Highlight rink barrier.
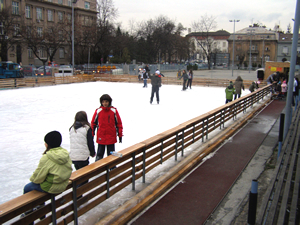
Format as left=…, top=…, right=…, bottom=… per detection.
left=0, top=85, right=271, bottom=225
left=0, top=74, right=266, bottom=89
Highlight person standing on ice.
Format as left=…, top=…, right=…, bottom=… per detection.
left=186, top=69, right=193, bottom=89
left=149, top=70, right=162, bottom=104
left=23, top=131, right=72, bottom=194
left=142, top=69, right=148, bottom=88
left=225, top=81, right=236, bottom=103
left=69, top=111, right=95, bottom=171
left=233, top=76, right=244, bottom=99
left=179, top=69, right=188, bottom=91
left=91, top=94, right=123, bottom=161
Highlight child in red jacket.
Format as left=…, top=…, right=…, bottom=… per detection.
left=91, top=94, right=123, bottom=161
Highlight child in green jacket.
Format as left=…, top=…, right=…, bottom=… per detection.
left=225, top=81, right=236, bottom=104
left=23, top=131, right=72, bottom=194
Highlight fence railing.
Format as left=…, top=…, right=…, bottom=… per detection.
left=0, top=74, right=265, bottom=90
left=0, top=84, right=271, bottom=225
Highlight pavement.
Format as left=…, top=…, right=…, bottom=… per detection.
left=128, top=97, right=286, bottom=225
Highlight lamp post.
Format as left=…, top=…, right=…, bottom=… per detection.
left=247, top=28, right=255, bottom=73
left=72, top=0, right=77, bottom=74
left=229, top=19, right=240, bottom=77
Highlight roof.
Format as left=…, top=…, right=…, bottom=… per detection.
left=186, top=30, right=230, bottom=37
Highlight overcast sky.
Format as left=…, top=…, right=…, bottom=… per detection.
left=113, top=0, right=297, bottom=35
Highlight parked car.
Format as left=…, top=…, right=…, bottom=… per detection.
left=22, top=65, right=37, bottom=76
left=36, top=66, right=52, bottom=76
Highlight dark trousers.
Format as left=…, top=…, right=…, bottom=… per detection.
left=96, top=144, right=115, bottom=161
left=150, top=85, right=160, bottom=103
left=72, top=159, right=89, bottom=187
left=234, top=94, right=241, bottom=100
left=187, top=79, right=192, bottom=88
left=182, top=79, right=187, bottom=90
left=225, top=99, right=232, bottom=104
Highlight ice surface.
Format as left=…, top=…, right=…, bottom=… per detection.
left=0, top=81, right=249, bottom=205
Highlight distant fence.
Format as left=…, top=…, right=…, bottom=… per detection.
left=0, top=74, right=265, bottom=90
left=0, top=84, right=271, bottom=225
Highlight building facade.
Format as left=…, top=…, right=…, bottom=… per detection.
left=1, top=0, right=97, bottom=66
left=186, top=30, right=230, bottom=62
left=277, top=33, right=300, bottom=63
left=228, top=26, right=277, bottom=68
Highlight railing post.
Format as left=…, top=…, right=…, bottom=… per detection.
left=181, top=130, right=185, bottom=156
left=175, top=133, right=178, bottom=161
left=106, top=166, right=110, bottom=198
left=160, top=140, right=164, bottom=164
left=51, top=194, right=57, bottom=225
left=278, top=113, right=285, bottom=159
left=192, top=124, right=195, bottom=143
left=72, top=181, right=79, bottom=225
left=248, top=179, right=258, bottom=225
left=132, top=152, right=136, bottom=190
left=202, top=120, right=205, bottom=142
left=142, top=148, right=146, bottom=183
left=206, top=119, right=209, bottom=140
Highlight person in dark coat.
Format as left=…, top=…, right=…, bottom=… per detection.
left=149, top=70, right=162, bottom=104
left=186, top=70, right=193, bottom=89
left=179, top=70, right=188, bottom=91
left=233, top=76, right=244, bottom=99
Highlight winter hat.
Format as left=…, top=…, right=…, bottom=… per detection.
left=44, top=131, right=62, bottom=148
left=155, top=70, right=160, bottom=74
left=100, top=94, right=112, bottom=106
left=283, top=80, right=286, bottom=83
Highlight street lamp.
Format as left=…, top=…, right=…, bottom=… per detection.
left=260, top=36, right=268, bottom=68
left=229, top=19, right=240, bottom=77
left=72, top=0, right=77, bottom=74
left=247, top=28, right=255, bottom=73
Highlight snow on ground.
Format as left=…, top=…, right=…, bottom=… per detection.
left=0, top=81, right=250, bottom=205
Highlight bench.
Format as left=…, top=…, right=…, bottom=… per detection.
left=256, top=107, right=300, bottom=224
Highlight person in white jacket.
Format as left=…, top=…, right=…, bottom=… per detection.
left=69, top=111, right=95, bottom=171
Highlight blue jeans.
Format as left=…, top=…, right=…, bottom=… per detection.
left=24, top=182, right=45, bottom=194
left=143, top=79, right=147, bottom=87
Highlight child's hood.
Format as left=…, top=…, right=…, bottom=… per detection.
left=46, top=147, right=70, bottom=165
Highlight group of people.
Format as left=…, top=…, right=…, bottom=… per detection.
left=178, top=69, right=193, bottom=90
left=225, top=76, right=246, bottom=104
left=23, top=94, right=123, bottom=206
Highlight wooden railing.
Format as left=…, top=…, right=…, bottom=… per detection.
left=0, top=74, right=266, bottom=89
left=0, top=84, right=271, bottom=225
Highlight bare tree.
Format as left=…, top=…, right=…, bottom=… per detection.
left=0, top=6, right=20, bottom=61
left=191, top=14, right=217, bottom=69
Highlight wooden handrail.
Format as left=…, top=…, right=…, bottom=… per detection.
left=0, top=84, right=272, bottom=225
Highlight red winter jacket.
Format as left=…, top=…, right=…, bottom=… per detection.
left=91, top=106, right=123, bottom=145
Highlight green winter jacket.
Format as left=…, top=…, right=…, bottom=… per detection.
left=225, top=84, right=236, bottom=100
left=30, top=147, right=72, bottom=194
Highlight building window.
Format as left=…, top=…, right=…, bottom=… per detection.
left=58, top=11, right=63, bottom=22
left=36, top=7, right=42, bottom=20
left=59, top=48, right=64, bottom=58
left=48, top=10, right=54, bottom=22
left=253, top=56, right=257, bottom=62
left=37, top=27, right=43, bottom=37
left=68, top=0, right=72, bottom=6
left=0, top=22, right=3, bottom=35
left=265, top=55, right=270, bottom=61
left=48, top=0, right=53, bottom=2
left=0, top=0, right=3, bottom=11
left=282, top=46, right=289, bottom=54
left=58, top=30, right=63, bottom=40
left=26, top=26, right=31, bottom=38
left=12, top=1, right=19, bottom=15
left=14, top=24, right=20, bottom=36
left=58, top=0, right=63, bottom=4
left=28, top=48, right=33, bottom=58
left=222, top=42, right=226, bottom=48
left=297, top=47, right=300, bottom=53
left=84, top=1, right=90, bottom=9
left=67, top=14, right=71, bottom=22
left=38, top=47, right=44, bottom=58
left=25, top=5, right=31, bottom=18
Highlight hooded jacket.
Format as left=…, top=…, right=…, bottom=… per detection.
left=69, top=122, right=95, bottom=161
left=30, top=147, right=72, bottom=194
left=91, top=106, right=123, bottom=145
left=149, top=73, right=162, bottom=87
left=233, top=76, right=244, bottom=95
left=225, top=83, right=236, bottom=100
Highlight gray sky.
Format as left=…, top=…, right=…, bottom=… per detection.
left=113, top=0, right=297, bottom=34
